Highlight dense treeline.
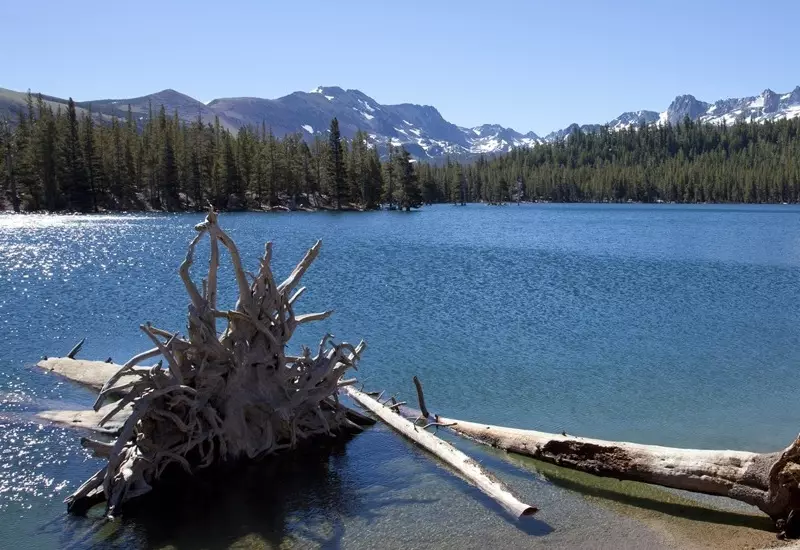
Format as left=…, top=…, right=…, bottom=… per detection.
left=0, top=93, right=422, bottom=212
left=424, top=116, right=800, bottom=204
left=3, top=92, right=799, bottom=212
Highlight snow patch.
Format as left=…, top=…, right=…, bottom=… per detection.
left=409, top=127, right=421, bottom=136
left=749, top=96, right=765, bottom=109
left=359, top=99, right=376, bottom=112
left=302, top=124, right=313, bottom=134
left=783, top=105, right=800, bottom=119
left=394, top=127, right=408, bottom=135
left=472, top=138, right=502, bottom=153
left=403, top=120, right=412, bottom=125
left=360, top=110, right=374, bottom=121
left=658, top=111, right=669, bottom=125
left=310, top=87, right=323, bottom=94
left=324, top=95, right=334, bottom=101
left=472, top=128, right=481, bottom=135
left=781, top=93, right=791, bottom=100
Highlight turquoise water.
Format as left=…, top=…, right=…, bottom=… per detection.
left=1, top=204, right=799, bottom=549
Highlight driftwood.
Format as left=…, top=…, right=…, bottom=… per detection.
left=67, top=338, right=85, bottom=359
left=344, top=386, right=536, bottom=519
left=437, top=417, right=800, bottom=538
left=60, top=209, right=366, bottom=518
left=38, top=402, right=131, bottom=433
left=38, top=357, right=140, bottom=394
left=36, top=359, right=377, bottom=435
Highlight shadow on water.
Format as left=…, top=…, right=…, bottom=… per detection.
left=50, top=436, right=441, bottom=550
left=444, top=475, right=554, bottom=536
left=504, top=452, right=775, bottom=533
left=385, top=426, right=554, bottom=537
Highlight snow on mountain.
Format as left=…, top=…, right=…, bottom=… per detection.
left=6, top=83, right=799, bottom=162
left=607, top=110, right=660, bottom=130
left=696, top=87, right=800, bottom=125
left=544, top=86, right=800, bottom=143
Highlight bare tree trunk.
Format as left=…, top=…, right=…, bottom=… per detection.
left=344, top=387, right=536, bottom=519
left=438, top=417, right=800, bottom=538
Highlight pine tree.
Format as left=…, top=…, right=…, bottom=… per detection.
left=365, top=144, right=383, bottom=209
left=124, top=106, right=138, bottom=203
left=383, top=141, right=395, bottom=209
left=311, top=135, right=326, bottom=207
left=394, top=147, right=422, bottom=211
left=451, top=164, right=466, bottom=205
left=16, top=106, right=40, bottom=210
left=81, top=109, right=102, bottom=212
left=265, top=126, right=278, bottom=206
left=35, top=95, right=60, bottom=210
left=59, top=98, right=89, bottom=210
left=326, top=118, right=346, bottom=209
left=1, top=117, right=19, bottom=212
left=162, top=128, right=180, bottom=210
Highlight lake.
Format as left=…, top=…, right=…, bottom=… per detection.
left=1, top=203, right=799, bottom=549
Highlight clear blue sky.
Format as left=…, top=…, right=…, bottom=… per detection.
left=2, top=0, right=799, bottom=135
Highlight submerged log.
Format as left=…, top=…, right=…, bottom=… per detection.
left=344, top=386, right=536, bottom=519
left=57, top=209, right=365, bottom=518
left=38, top=402, right=131, bottom=434
left=437, top=417, right=800, bottom=538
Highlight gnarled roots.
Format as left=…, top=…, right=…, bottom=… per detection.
left=67, top=210, right=365, bottom=518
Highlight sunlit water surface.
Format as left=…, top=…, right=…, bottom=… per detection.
left=1, top=204, right=799, bottom=549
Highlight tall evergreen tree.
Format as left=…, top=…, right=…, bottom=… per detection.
left=383, top=141, right=395, bottom=209
left=1, top=117, right=20, bottom=212
left=326, top=118, right=346, bottom=209
left=394, top=147, right=422, bottom=211
left=451, top=164, right=466, bottom=205
left=59, top=98, right=89, bottom=210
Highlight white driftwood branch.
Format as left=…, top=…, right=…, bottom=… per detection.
left=344, top=386, right=536, bottom=519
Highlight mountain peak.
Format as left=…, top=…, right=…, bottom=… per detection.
left=666, top=94, right=710, bottom=125
left=12, top=82, right=798, bottom=163
left=310, top=86, right=345, bottom=97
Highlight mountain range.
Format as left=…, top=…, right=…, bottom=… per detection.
left=2, top=84, right=799, bottom=161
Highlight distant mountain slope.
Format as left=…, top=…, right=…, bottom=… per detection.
left=75, top=89, right=238, bottom=131
left=0, top=87, right=94, bottom=122
left=3, top=83, right=799, bottom=160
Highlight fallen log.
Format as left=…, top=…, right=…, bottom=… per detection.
left=37, top=357, right=140, bottom=393
left=54, top=208, right=366, bottom=518
left=37, top=402, right=131, bottom=434
left=343, top=386, right=536, bottom=519
left=436, top=416, right=800, bottom=539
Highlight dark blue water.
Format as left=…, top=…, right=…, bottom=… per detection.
left=1, top=204, right=799, bottom=549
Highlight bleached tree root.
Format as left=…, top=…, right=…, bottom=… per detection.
left=344, top=387, right=536, bottom=519
left=436, top=417, right=800, bottom=538
left=62, top=209, right=366, bottom=518
left=36, top=358, right=376, bottom=435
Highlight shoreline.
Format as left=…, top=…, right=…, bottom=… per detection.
left=1, top=200, right=798, bottom=216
